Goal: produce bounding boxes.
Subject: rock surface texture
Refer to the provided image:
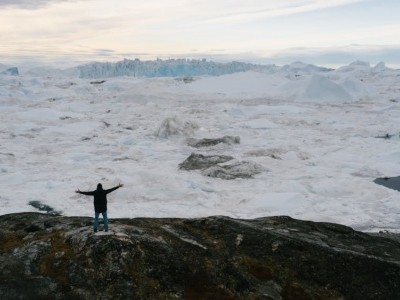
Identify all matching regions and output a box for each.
[179,153,234,170]
[0,213,399,300]
[187,136,240,148]
[155,118,198,138]
[179,153,264,179]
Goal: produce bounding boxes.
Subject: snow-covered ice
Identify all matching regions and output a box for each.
[0,60,400,232]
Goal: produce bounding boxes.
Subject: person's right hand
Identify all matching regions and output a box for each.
[118,183,124,188]
[75,189,81,193]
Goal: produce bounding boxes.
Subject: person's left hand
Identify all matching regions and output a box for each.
[75,189,81,193]
[118,183,124,188]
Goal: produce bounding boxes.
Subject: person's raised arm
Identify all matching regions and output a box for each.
[75,189,95,196]
[105,183,124,194]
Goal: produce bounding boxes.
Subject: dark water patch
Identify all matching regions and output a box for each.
[374,176,400,192]
[28,201,61,216]
[90,80,106,84]
[376,134,400,140]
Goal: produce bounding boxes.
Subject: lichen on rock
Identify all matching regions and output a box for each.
[0,212,399,299]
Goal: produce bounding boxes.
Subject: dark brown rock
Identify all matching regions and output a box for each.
[178,153,234,170]
[0,213,399,300]
[187,136,240,148]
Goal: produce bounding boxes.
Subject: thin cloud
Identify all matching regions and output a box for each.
[200,0,367,24]
[94,49,115,57]
[255,44,400,67]
[0,0,81,9]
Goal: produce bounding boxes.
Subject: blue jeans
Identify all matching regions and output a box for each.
[94,212,108,232]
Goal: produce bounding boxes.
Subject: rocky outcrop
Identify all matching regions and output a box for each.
[179,153,264,179]
[179,153,234,170]
[28,200,61,216]
[201,160,265,180]
[187,136,240,148]
[1,212,399,300]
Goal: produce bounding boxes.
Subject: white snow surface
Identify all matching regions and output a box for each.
[1,61,400,232]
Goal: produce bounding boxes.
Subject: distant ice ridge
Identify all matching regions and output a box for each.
[280,61,334,75]
[77,58,278,78]
[0,64,19,76]
[75,58,393,80]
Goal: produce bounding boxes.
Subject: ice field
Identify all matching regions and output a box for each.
[1,60,399,232]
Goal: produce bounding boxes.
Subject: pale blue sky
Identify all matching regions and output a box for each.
[1,0,399,68]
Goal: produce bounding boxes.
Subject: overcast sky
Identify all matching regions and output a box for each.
[1,0,399,67]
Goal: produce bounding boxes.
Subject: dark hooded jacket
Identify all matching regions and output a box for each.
[79,184,120,213]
